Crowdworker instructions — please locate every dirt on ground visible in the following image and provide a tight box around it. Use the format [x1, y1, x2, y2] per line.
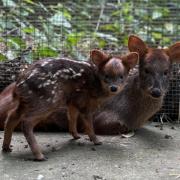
[0, 122, 180, 180]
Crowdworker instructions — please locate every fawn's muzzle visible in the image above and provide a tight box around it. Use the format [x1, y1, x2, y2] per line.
[150, 88, 161, 98]
[110, 85, 118, 92]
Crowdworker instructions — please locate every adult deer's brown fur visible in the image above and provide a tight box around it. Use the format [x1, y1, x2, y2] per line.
[93, 35, 180, 134]
[0, 83, 17, 130]
[2, 50, 138, 160]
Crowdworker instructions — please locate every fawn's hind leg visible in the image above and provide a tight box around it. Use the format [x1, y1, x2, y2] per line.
[2, 108, 21, 152]
[21, 116, 46, 161]
[67, 104, 80, 139]
[82, 115, 102, 145]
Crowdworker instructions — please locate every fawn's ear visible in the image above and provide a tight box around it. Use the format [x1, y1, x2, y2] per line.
[90, 49, 109, 66]
[128, 35, 148, 58]
[122, 52, 139, 69]
[164, 42, 180, 63]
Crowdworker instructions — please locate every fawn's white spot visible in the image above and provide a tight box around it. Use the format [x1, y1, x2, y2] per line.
[51, 81, 56, 85]
[38, 84, 43, 88]
[38, 77, 45, 80]
[28, 90, 32, 94]
[80, 69, 84, 73]
[20, 68, 25, 72]
[27, 69, 38, 80]
[69, 68, 76, 74]
[41, 61, 49, 67]
[72, 73, 82, 79]
[46, 98, 51, 102]
[17, 80, 25, 86]
[62, 69, 70, 73]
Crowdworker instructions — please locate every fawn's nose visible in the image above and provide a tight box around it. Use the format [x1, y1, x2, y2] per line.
[110, 85, 118, 92]
[151, 88, 161, 98]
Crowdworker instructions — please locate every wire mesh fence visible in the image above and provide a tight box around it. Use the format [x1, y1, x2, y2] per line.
[0, 0, 179, 121]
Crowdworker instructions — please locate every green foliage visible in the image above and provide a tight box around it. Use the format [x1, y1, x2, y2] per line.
[0, 53, 7, 61]
[0, 0, 179, 62]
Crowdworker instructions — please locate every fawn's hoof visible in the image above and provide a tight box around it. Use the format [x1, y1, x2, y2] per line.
[33, 156, 48, 162]
[91, 138, 102, 145]
[33, 153, 48, 162]
[72, 134, 81, 140]
[89, 136, 102, 145]
[2, 146, 12, 153]
[94, 141, 102, 145]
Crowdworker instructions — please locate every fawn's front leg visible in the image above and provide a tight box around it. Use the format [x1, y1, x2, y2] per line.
[81, 114, 102, 145]
[67, 104, 80, 139]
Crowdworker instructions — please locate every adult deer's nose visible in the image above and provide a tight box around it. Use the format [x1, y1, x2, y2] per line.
[151, 88, 161, 98]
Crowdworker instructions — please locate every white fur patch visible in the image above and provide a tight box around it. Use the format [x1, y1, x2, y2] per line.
[27, 69, 38, 80]
[41, 61, 50, 67]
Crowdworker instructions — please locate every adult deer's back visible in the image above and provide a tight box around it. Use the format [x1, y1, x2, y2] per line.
[93, 35, 180, 134]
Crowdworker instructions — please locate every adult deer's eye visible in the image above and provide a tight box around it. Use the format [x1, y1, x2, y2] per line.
[164, 70, 169, 76]
[105, 75, 109, 79]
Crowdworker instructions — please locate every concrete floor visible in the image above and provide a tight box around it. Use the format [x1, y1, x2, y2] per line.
[0, 122, 180, 180]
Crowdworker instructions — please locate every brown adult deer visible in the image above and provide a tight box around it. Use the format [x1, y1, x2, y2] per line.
[93, 35, 180, 134]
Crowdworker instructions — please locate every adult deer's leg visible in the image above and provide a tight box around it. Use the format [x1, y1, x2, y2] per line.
[2, 108, 21, 152]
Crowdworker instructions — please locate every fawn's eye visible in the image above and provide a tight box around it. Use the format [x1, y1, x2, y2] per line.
[119, 75, 123, 79]
[104, 75, 110, 83]
[144, 68, 150, 74]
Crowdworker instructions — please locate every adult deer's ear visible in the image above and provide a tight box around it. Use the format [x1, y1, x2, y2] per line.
[122, 52, 139, 70]
[164, 42, 180, 63]
[128, 35, 148, 58]
[90, 49, 109, 66]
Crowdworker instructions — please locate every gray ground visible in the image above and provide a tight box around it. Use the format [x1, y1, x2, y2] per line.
[0, 122, 180, 180]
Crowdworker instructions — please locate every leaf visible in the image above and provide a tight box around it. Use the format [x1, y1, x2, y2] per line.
[0, 53, 7, 61]
[37, 46, 58, 58]
[165, 23, 173, 33]
[94, 32, 118, 42]
[1, 0, 16, 7]
[6, 50, 16, 60]
[22, 6, 35, 14]
[152, 32, 162, 39]
[152, 10, 162, 20]
[111, 10, 121, 16]
[100, 22, 122, 33]
[49, 12, 71, 28]
[23, 52, 33, 64]
[22, 27, 35, 34]
[63, 9, 71, 20]
[23, 0, 36, 5]
[67, 32, 84, 46]
[7, 37, 26, 49]
[98, 39, 107, 48]
[38, 2, 48, 12]
[162, 37, 171, 44]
